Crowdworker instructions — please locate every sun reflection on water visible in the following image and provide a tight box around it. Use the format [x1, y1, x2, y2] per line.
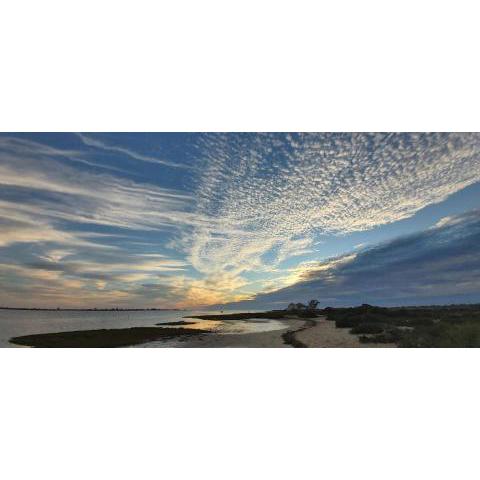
[185, 319, 288, 334]
[156, 318, 289, 335]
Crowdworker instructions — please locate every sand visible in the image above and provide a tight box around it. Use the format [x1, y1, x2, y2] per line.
[294, 317, 396, 348]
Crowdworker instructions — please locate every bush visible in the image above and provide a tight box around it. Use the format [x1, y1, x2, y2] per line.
[326, 305, 480, 347]
[350, 323, 385, 334]
[394, 317, 435, 327]
[399, 321, 480, 347]
[297, 310, 318, 318]
[359, 329, 404, 344]
[335, 317, 362, 328]
[335, 313, 386, 328]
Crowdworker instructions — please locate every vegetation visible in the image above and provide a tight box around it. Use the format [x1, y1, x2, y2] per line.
[189, 310, 290, 320]
[156, 321, 196, 326]
[191, 307, 322, 321]
[323, 303, 480, 347]
[350, 323, 384, 334]
[399, 321, 480, 347]
[10, 326, 209, 348]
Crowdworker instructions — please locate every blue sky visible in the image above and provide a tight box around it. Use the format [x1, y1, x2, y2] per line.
[0, 133, 479, 309]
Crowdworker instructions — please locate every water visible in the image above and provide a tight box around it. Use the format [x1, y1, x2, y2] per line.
[0, 309, 288, 347]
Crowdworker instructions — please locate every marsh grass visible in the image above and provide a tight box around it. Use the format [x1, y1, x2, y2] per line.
[10, 327, 209, 348]
[326, 304, 480, 347]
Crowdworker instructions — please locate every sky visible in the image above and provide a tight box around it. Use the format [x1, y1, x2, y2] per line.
[1, 132, 480, 309]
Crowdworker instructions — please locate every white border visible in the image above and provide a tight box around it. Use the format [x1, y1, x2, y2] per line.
[2, 2, 480, 479]
[2, 349, 479, 480]
[1, 1, 479, 131]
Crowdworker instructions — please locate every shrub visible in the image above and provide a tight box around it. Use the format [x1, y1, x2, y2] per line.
[399, 321, 480, 348]
[335, 317, 362, 328]
[297, 310, 318, 318]
[350, 323, 385, 334]
[359, 328, 404, 344]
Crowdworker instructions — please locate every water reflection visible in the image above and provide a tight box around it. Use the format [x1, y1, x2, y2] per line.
[167, 318, 288, 334]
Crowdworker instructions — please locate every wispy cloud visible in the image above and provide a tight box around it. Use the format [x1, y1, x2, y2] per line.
[0, 141, 200, 238]
[0, 136, 130, 174]
[0, 136, 197, 307]
[76, 133, 185, 169]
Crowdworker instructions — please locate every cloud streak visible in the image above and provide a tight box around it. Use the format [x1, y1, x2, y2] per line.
[76, 133, 185, 169]
[0, 140, 203, 242]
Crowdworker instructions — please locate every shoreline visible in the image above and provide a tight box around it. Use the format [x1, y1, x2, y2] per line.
[184, 313, 396, 348]
[282, 319, 317, 347]
[168, 319, 308, 348]
[7, 311, 397, 348]
[166, 316, 394, 348]
[5, 305, 480, 348]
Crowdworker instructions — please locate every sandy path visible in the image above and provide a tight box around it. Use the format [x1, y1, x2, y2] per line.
[294, 317, 396, 348]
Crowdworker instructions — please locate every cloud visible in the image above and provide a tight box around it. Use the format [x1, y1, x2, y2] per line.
[227, 209, 480, 309]
[0, 135, 207, 307]
[0, 135, 130, 174]
[0, 213, 117, 250]
[2, 133, 480, 308]
[0, 141, 205, 245]
[183, 132, 480, 302]
[0, 251, 189, 308]
[76, 133, 185, 169]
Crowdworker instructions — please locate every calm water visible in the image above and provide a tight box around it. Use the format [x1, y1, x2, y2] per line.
[0, 309, 287, 347]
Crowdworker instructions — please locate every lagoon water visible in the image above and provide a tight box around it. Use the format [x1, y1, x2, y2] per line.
[0, 309, 287, 347]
